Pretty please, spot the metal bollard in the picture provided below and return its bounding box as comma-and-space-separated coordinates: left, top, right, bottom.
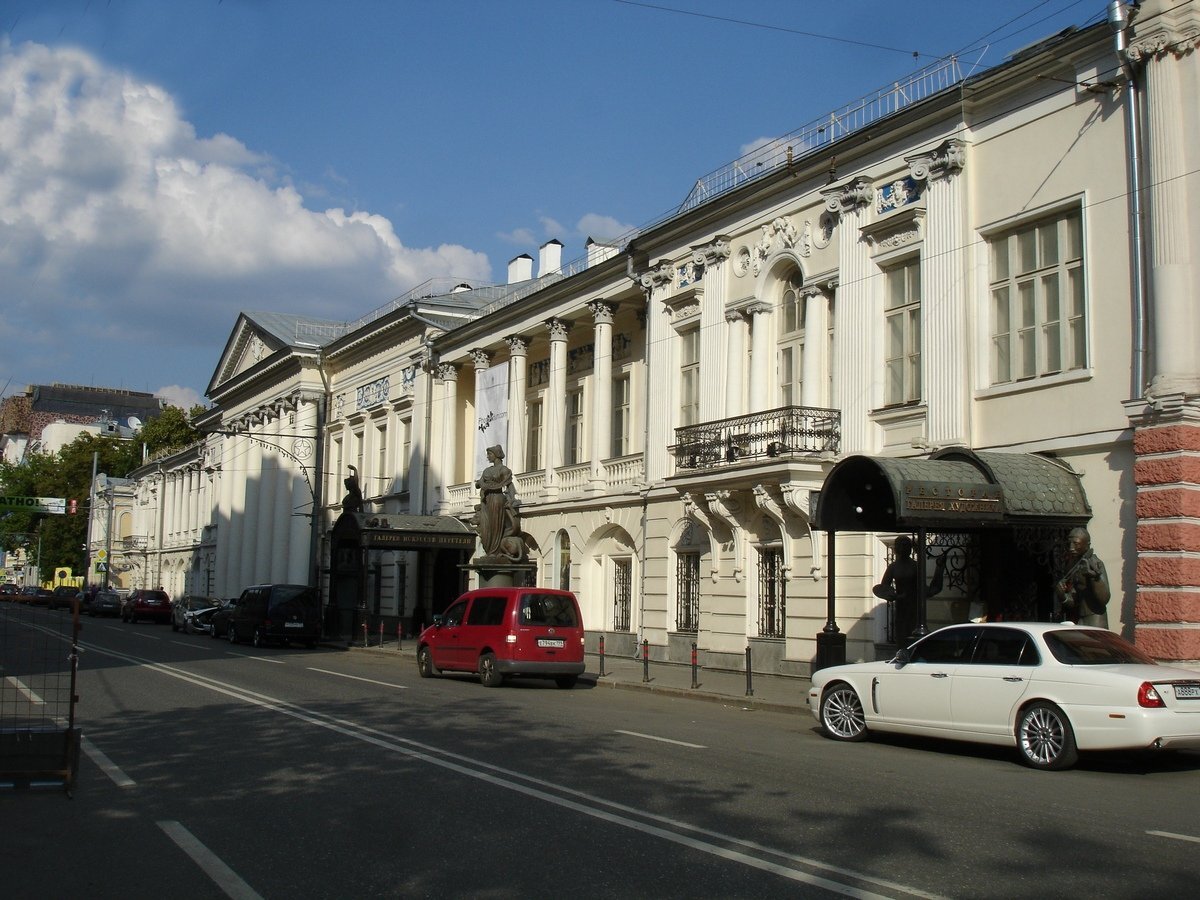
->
745, 645, 754, 697
378, 622, 384, 647
598, 634, 606, 677
690, 642, 698, 689
362, 622, 368, 649
397, 622, 403, 651
642, 638, 650, 683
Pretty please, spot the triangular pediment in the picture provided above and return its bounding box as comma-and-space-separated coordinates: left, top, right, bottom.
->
208, 315, 284, 395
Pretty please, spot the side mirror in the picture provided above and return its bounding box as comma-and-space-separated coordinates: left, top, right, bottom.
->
893, 647, 912, 666
431, 614, 444, 628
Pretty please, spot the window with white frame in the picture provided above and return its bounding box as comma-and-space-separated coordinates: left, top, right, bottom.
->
778, 271, 804, 406
375, 422, 387, 491
612, 373, 630, 458
612, 558, 632, 631
526, 398, 543, 472
989, 207, 1085, 384
676, 551, 700, 633
884, 257, 922, 406
330, 437, 343, 500
565, 388, 584, 465
399, 416, 411, 492
757, 546, 786, 638
679, 326, 700, 427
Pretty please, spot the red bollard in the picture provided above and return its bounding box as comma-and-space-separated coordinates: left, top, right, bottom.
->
642, 638, 650, 683
397, 621, 403, 651
691, 642, 698, 689
598, 634, 606, 678
378, 621, 383, 647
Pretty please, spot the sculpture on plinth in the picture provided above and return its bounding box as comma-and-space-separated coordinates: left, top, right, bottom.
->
473, 445, 526, 563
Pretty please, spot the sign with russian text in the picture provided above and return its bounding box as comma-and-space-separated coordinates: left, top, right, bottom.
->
0, 496, 66, 515
902, 481, 1004, 521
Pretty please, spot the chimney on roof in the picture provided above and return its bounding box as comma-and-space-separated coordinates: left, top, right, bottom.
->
508, 253, 533, 284
586, 237, 618, 268
538, 239, 563, 277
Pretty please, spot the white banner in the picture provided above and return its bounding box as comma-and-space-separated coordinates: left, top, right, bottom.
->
474, 361, 509, 476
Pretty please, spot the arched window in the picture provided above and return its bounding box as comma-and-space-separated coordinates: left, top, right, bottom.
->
557, 530, 571, 591
777, 270, 805, 406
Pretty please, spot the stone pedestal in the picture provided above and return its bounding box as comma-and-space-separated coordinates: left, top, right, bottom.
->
465, 560, 537, 589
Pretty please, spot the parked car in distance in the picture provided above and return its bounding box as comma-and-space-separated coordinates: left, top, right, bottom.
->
208, 598, 241, 640
50, 586, 80, 611
417, 587, 586, 688
171, 595, 221, 633
1, 583, 21, 598
21, 586, 54, 606
122, 588, 172, 624
809, 622, 1200, 771
227, 584, 321, 648
84, 590, 122, 617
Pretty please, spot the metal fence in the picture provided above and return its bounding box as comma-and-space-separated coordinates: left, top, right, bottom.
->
0, 599, 81, 793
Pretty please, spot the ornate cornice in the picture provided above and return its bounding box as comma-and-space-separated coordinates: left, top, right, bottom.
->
691, 237, 732, 269
1127, 11, 1200, 62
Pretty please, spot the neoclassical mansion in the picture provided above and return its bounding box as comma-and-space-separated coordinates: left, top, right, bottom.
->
103, 2, 1200, 672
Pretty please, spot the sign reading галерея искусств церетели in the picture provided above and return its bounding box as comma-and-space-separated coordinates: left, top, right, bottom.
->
902, 481, 1004, 521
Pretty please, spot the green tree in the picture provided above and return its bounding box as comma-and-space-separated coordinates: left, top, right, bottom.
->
138, 405, 202, 459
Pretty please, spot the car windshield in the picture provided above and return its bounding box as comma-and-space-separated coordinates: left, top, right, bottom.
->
1044, 628, 1158, 665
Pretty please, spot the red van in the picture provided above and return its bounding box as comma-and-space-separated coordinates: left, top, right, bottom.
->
417, 587, 585, 688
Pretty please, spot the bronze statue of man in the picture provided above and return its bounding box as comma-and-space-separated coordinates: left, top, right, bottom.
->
1055, 527, 1110, 627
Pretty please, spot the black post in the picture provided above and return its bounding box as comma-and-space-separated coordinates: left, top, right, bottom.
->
641, 638, 650, 683
814, 528, 847, 671
598, 634, 606, 677
745, 645, 754, 697
690, 642, 698, 689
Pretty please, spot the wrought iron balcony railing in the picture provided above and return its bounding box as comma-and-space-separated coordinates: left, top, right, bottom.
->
672, 405, 840, 471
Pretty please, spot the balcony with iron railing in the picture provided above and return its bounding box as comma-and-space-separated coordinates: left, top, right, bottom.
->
672, 406, 840, 471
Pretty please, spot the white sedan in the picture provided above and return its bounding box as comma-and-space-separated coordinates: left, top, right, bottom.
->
808, 622, 1200, 770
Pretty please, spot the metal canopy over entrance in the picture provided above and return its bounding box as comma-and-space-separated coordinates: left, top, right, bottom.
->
812, 447, 1092, 670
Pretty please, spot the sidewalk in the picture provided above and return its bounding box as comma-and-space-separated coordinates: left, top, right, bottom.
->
344, 638, 813, 716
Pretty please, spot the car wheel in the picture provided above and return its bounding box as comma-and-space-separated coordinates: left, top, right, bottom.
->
252, 627, 265, 649
478, 652, 503, 688
819, 682, 868, 742
1017, 701, 1078, 770
228, 624, 238, 645
416, 646, 437, 678
554, 675, 578, 689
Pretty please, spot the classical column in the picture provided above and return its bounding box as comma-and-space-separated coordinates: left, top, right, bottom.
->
821, 176, 875, 453
505, 336, 529, 474
288, 394, 318, 584
239, 428, 263, 589
224, 432, 245, 595
543, 318, 570, 497
269, 431, 290, 584
256, 430, 279, 585
907, 138, 968, 445
588, 300, 616, 493
214, 440, 232, 596
470, 347, 493, 481
639, 262, 676, 482
437, 363, 459, 512
721, 309, 746, 417
747, 302, 773, 412
693, 238, 731, 422
800, 286, 828, 408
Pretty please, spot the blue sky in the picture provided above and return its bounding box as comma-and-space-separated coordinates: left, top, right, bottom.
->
0, 0, 1104, 408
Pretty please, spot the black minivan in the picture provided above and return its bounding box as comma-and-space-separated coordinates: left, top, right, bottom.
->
228, 584, 321, 648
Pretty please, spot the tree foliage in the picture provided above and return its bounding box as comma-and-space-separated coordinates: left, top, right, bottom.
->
0, 405, 204, 581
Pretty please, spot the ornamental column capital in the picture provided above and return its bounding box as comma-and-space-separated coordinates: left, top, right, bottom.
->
587, 300, 616, 326
545, 317, 572, 342
821, 176, 874, 217
906, 138, 967, 182
469, 348, 491, 370
637, 260, 676, 292
504, 334, 529, 357
691, 236, 732, 269
436, 362, 459, 383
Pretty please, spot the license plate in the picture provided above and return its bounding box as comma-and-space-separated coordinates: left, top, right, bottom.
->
1175, 683, 1200, 699
537, 638, 564, 648
284, 622, 304, 629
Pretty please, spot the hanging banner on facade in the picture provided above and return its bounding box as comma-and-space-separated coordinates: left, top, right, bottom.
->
0, 496, 66, 515
474, 360, 509, 476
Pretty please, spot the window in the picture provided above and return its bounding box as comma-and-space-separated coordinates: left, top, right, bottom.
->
375, 423, 387, 490
520, 593, 579, 627
565, 388, 584, 465
908, 626, 979, 664
758, 548, 785, 638
676, 551, 700, 633
526, 398, 543, 471
613, 558, 632, 632
612, 374, 630, 458
989, 208, 1085, 383
778, 272, 804, 406
971, 628, 1039, 666
884, 258, 922, 406
399, 416, 412, 492
330, 437, 343, 500
465, 595, 507, 626
680, 327, 700, 427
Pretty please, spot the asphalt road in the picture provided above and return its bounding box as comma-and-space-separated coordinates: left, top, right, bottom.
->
3, 605, 1198, 899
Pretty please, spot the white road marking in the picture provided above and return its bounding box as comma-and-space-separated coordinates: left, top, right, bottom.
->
129, 631, 162, 641
1147, 829, 1200, 844
224, 652, 286, 664
616, 728, 706, 749
81, 640, 940, 899
158, 820, 263, 900
307, 667, 408, 689
82, 736, 135, 787
5, 676, 44, 704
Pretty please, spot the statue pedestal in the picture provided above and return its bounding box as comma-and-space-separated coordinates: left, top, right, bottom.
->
465, 558, 537, 589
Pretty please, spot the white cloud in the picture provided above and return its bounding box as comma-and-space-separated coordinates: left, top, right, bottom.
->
576, 212, 636, 244
0, 38, 492, 397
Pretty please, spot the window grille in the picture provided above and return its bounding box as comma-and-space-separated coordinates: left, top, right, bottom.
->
758, 548, 786, 638
613, 559, 632, 632
676, 551, 700, 633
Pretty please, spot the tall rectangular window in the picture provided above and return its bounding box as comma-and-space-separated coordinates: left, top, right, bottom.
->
680, 327, 700, 427
758, 548, 786, 638
612, 559, 632, 632
989, 208, 1085, 384
565, 388, 584, 465
375, 423, 387, 491
399, 416, 412, 492
612, 374, 630, 458
884, 258, 922, 406
330, 437, 343, 501
778, 274, 804, 406
676, 552, 700, 633
526, 398, 543, 472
